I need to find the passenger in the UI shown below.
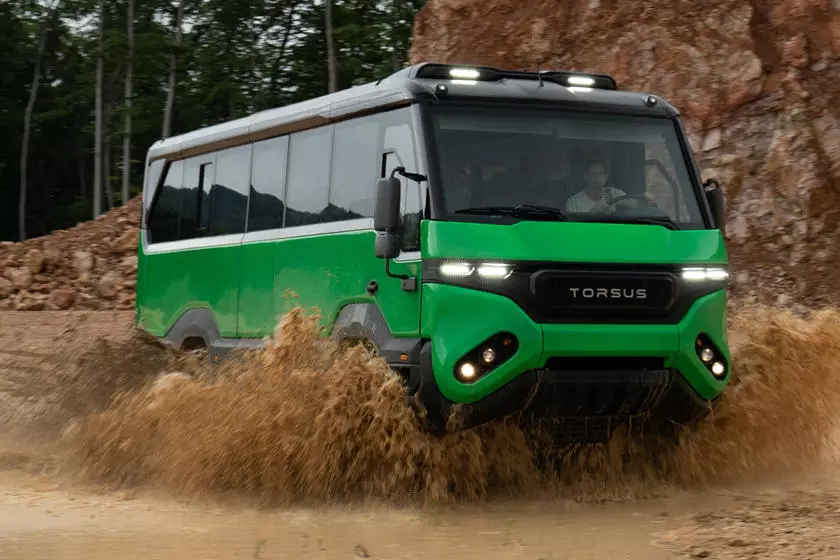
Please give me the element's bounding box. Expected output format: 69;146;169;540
565;158;625;213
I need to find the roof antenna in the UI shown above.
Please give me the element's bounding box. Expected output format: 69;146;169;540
537;63;544;88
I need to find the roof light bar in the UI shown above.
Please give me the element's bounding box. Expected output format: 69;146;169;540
567;75;595;86
413;63;618;90
449;67;481;80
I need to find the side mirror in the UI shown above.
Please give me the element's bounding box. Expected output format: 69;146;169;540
374;176;402;259
703;179;725;235
374;177;401;233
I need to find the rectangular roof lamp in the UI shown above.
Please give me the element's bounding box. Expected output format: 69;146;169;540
414;63;618;90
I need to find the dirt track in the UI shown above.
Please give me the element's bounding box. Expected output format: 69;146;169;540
3;310;840;559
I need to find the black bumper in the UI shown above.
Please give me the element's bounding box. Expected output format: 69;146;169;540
411;343;714;441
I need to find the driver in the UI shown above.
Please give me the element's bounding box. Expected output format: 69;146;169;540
565;158;625;213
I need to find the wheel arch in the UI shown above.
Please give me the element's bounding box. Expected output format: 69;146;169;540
332;303;424;366
162;308;221;351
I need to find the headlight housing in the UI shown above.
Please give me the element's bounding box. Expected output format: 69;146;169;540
440;261;513;279
681;266;729;282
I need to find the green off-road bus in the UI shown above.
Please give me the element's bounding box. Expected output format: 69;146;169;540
137;62;730;442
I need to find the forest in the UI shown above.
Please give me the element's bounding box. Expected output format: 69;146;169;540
0;0;425;241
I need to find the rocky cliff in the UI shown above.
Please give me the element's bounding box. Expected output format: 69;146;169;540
411;0;840;308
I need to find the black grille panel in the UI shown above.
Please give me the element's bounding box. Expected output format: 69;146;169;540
531;270;676;320
525;369;672;418
544;356;666;371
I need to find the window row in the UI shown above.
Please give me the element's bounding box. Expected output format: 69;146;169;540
146;107;419;244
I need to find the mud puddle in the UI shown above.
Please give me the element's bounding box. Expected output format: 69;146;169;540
4;465;840;560
4;305;840;558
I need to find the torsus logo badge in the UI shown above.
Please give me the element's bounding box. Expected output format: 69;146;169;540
568;287;648;300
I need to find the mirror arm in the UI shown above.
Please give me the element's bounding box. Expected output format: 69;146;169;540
385;258;408;280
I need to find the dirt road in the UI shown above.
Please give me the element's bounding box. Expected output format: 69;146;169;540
3;310;840;559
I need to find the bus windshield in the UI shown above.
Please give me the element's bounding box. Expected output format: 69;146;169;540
427;105;707;229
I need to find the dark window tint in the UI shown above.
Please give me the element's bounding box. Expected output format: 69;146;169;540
180;157;204;239
328;117;380;221
143;158;166;220
208;145;250;235
248;136;288;232
285;126;332;227
148;160;185;244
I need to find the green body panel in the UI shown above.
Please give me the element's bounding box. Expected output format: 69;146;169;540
138;229;421;340
421;220;727;264
672;290;730;399
243;231;420;338
420;283;545;403
237;241;277;337
421;284;729;405
137;234;243;337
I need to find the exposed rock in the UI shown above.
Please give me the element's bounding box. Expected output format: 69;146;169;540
5;267;33;290
410;0;840;308
98;272;120;299
48;288;76;310
0;277;13;298
24;249;44;275
43;246;61;269
120;255;138;272
73;251;94;275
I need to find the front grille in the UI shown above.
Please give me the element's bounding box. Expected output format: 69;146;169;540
524;369;672;418
543;356;666;371
531;270;676;320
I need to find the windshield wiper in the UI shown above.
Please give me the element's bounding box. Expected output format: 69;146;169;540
576;215;678;230
454;204;568;221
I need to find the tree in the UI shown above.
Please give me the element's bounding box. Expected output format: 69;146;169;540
325;0;337;93
19;1;60;241
162;0;185;139
122;0;134;205
93;0;105;217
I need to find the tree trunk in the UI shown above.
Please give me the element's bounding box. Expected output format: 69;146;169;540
162;0;185;139
19;5;55;241
122;0;134;204
104;101;114;210
78;136;86;200
93;0;104;217
325;0;337;93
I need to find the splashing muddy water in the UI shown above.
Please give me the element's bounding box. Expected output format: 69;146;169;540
46;304;840;508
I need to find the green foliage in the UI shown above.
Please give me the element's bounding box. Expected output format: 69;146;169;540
1;0;426;240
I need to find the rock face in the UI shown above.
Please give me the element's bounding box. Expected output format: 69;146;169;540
0;198;141;311
411;0;840;307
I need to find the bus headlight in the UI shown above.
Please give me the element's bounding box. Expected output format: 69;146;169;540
695;333;728;379
477;264;512;278
682;267;729;281
454;333;519;384
440;262;513;279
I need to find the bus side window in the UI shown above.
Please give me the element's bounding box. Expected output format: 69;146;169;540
147;160;185;244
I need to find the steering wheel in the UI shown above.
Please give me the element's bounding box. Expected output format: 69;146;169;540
605;194;657;209
603;194;673;219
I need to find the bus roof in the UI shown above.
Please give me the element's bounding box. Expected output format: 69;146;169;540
146;62;678;162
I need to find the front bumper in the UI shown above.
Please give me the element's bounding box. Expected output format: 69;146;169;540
416;284;730;436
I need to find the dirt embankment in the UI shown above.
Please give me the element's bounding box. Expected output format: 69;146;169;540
0;198;142;311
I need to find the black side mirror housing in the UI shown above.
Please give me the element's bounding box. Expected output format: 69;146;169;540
703;179;725;235
374;176;402;259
